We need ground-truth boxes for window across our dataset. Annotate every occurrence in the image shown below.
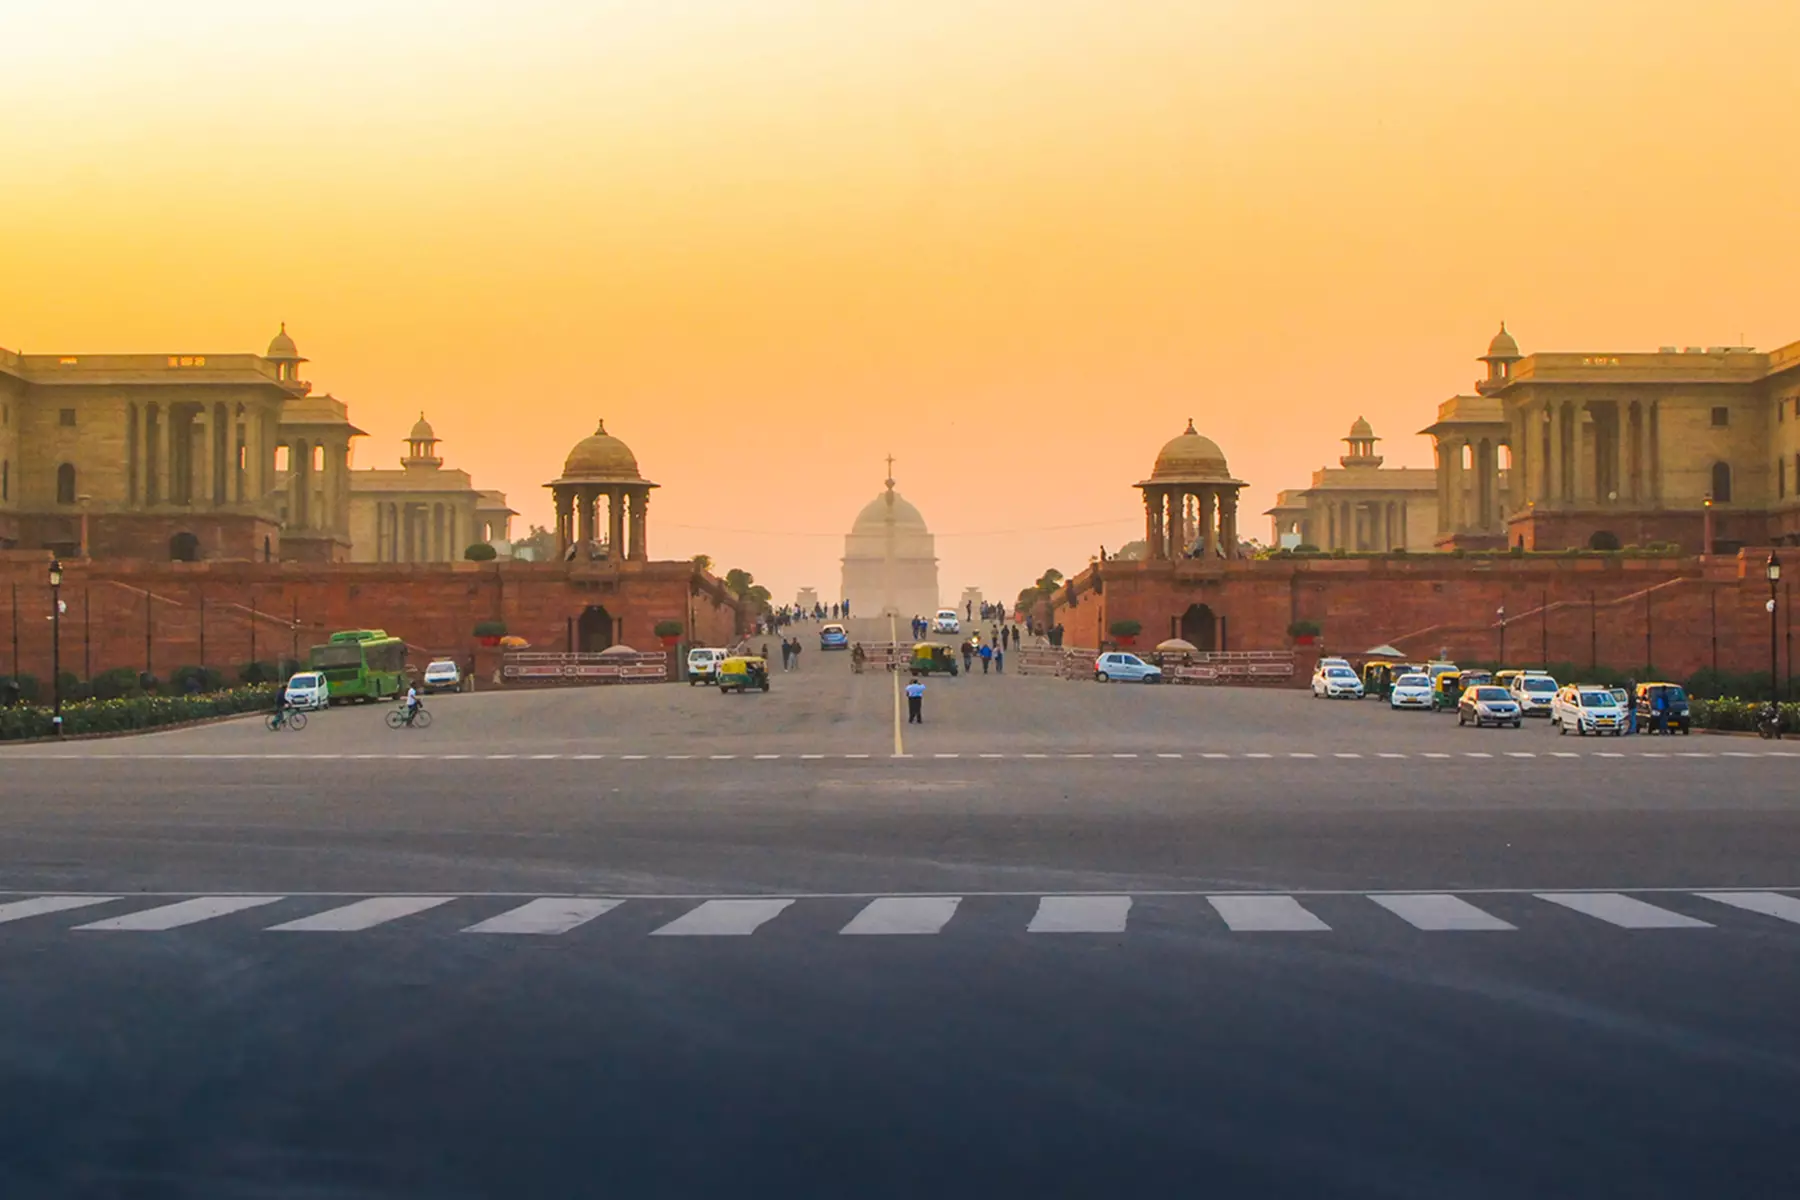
[312,444,324,471]
[59,408,76,427]
[1,460,8,501]
[1710,462,1732,504]
[1711,407,1729,427]
[56,462,76,504]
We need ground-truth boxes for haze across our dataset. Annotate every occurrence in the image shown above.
[4,0,1797,600]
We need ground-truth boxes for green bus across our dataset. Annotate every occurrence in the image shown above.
[308,629,408,703]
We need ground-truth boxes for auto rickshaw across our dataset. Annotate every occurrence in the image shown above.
[910,642,960,677]
[1437,668,1492,710]
[1361,660,1405,701]
[717,655,770,694]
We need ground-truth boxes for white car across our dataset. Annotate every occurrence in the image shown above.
[1389,672,1433,710]
[283,671,330,710]
[422,659,462,693]
[1312,664,1365,699]
[1552,685,1627,736]
[1508,673,1559,717]
[1094,652,1162,683]
[687,647,727,685]
[933,609,960,634]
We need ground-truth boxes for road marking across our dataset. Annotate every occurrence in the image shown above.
[1378,752,1408,758]
[528,754,559,760]
[1535,892,1712,928]
[267,896,455,932]
[76,895,284,931]
[1595,752,1624,758]
[486,754,516,760]
[1208,895,1330,932]
[753,754,781,760]
[1157,753,1183,759]
[1023,753,1048,758]
[651,898,794,937]
[980,753,1005,758]
[1289,752,1317,758]
[1677,752,1712,758]
[1244,752,1272,759]
[621,755,647,760]
[840,896,962,935]
[1371,893,1515,931]
[934,753,960,759]
[0,895,119,925]
[843,753,870,759]
[1334,752,1362,758]
[462,897,625,935]
[1463,752,1493,758]
[1422,752,1450,759]
[664,754,693,760]
[572,753,606,760]
[1723,751,1758,758]
[440,754,471,760]
[708,754,737,760]
[1694,891,1800,924]
[1028,895,1132,933]
[1551,752,1579,758]
[1506,752,1537,758]
[1112,753,1138,759]
[1064,753,1094,758]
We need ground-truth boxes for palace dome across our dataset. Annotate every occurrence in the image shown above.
[1484,323,1520,360]
[560,419,644,481]
[266,323,299,360]
[1347,416,1375,440]
[408,413,436,442]
[852,488,929,533]
[1146,420,1234,483]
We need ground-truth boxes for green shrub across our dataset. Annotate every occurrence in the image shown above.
[464,542,498,561]
[474,620,507,638]
[653,619,685,639]
[237,660,280,685]
[170,665,225,695]
[0,684,276,741]
[1294,544,1320,554]
[1108,619,1143,638]
[88,666,144,701]
[0,674,40,705]
[1692,698,1800,733]
[1287,619,1322,638]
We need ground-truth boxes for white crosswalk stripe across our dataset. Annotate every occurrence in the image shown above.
[650,898,793,936]
[841,896,962,935]
[1027,896,1132,933]
[1209,895,1330,931]
[75,895,284,931]
[1372,893,1515,931]
[267,896,455,932]
[0,895,119,925]
[1694,891,1800,924]
[462,897,624,935]
[1535,892,1712,928]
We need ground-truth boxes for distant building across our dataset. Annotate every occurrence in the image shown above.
[840,464,940,619]
[1265,418,1438,552]
[348,415,498,562]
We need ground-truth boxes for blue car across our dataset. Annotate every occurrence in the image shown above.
[819,623,849,650]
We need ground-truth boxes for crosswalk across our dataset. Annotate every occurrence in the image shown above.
[0,889,1796,940]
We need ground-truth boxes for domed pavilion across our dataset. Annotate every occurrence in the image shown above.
[1136,420,1247,559]
[840,461,940,619]
[545,419,657,561]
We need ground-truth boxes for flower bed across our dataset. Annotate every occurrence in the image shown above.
[1691,697,1799,733]
[0,685,276,741]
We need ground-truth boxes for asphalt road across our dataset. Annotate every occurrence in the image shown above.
[3,637,1797,1199]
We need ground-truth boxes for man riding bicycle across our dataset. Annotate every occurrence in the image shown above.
[270,686,290,729]
[403,685,422,726]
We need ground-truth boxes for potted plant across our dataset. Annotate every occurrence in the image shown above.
[653,619,685,648]
[1287,619,1321,646]
[1108,618,1142,648]
[474,620,507,647]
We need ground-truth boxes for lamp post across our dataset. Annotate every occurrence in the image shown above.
[1496,604,1507,666]
[1768,552,1783,704]
[1702,493,1715,557]
[48,558,64,738]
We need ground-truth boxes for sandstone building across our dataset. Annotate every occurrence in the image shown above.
[1264,418,1437,552]
[347,416,508,563]
[840,464,940,619]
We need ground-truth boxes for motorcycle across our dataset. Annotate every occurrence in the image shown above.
[1756,701,1783,740]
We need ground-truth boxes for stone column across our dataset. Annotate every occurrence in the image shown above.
[1435,441,1449,534]
[629,488,649,560]
[1220,492,1238,556]
[1144,490,1161,559]
[607,487,626,558]
[1198,490,1217,558]
[193,408,211,510]
[577,486,597,554]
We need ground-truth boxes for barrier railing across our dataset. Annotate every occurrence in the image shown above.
[501,650,668,684]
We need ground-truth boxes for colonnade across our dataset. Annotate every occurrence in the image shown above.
[1516,398,1659,508]
[551,485,651,561]
[372,500,463,563]
[1434,435,1511,535]
[1141,484,1239,560]
[125,400,274,509]
[1325,499,1411,551]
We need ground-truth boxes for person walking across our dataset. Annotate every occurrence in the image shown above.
[790,638,802,672]
[978,642,993,674]
[1624,677,1639,735]
[961,640,975,674]
[905,678,926,723]
[761,643,771,666]
[994,644,1005,674]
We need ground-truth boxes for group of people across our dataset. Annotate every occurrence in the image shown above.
[752,600,850,637]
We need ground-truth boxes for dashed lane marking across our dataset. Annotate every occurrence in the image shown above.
[6,750,1794,764]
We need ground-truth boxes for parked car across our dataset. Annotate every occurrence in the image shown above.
[1458,684,1522,728]
[1094,652,1162,683]
[421,659,462,694]
[1389,672,1434,710]
[1635,682,1692,734]
[1552,685,1627,736]
[1311,663,1365,699]
[819,623,849,650]
[1507,672,1559,717]
[687,647,728,685]
[933,609,961,634]
[283,671,331,711]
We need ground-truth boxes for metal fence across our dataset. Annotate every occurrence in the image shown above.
[1015,646,1296,684]
[501,650,668,684]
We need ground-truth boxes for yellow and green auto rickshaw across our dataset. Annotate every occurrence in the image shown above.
[717,656,770,694]
[1362,660,1406,700]
[909,642,960,677]
[1437,668,1491,710]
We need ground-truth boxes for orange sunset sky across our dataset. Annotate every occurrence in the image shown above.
[4,0,1799,602]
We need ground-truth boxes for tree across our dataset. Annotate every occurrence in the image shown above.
[464,542,497,561]
[722,568,772,614]
[514,524,557,562]
[691,553,713,574]
[1035,568,1064,593]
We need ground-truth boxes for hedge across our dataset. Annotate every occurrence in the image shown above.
[0,685,276,741]
[1692,698,1800,734]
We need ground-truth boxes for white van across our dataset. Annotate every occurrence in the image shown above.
[687,647,728,685]
[933,609,960,634]
[284,671,330,710]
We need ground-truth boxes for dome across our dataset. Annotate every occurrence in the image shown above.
[560,418,644,481]
[408,413,436,442]
[1146,420,1233,483]
[852,488,928,533]
[1347,416,1375,440]
[1484,323,1520,360]
[266,322,299,360]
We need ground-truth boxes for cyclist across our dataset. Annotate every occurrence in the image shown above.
[270,685,290,730]
[403,684,422,727]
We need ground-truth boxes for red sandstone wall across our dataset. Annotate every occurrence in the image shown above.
[1053,553,1796,683]
[0,557,741,682]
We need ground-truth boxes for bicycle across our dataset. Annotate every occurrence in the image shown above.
[385,705,432,729]
[266,709,307,732]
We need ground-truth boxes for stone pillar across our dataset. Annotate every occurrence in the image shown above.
[1220,492,1238,556]
[1198,490,1217,558]
[577,487,597,554]
[607,487,626,558]
[193,407,210,510]
[629,488,649,560]
[1435,442,1449,534]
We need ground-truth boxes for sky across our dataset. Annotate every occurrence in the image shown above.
[4,0,1799,602]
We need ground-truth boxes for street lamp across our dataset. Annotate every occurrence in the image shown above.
[48,558,64,738]
[1768,552,1783,703]
[1496,605,1507,666]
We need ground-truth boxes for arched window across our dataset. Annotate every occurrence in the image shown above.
[1710,462,1733,504]
[56,463,76,505]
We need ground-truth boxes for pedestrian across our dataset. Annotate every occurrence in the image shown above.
[1624,678,1639,734]
[906,678,925,723]
[994,645,1004,674]
[791,638,802,672]
[961,640,975,673]
[966,600,973,621]
[979,642,993,674]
